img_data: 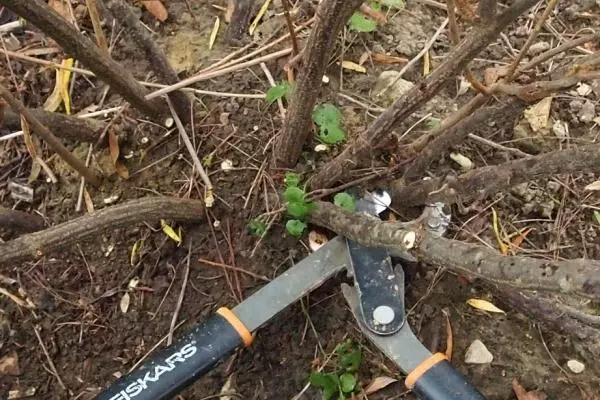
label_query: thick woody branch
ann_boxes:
[391,144,600,207]
[274,0,363,167]
[105,0,190,123]
[0,197,205,265]
[310,0,539,189]
[308,202,600,299]
[0,0,166,117]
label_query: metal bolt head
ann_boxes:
[373,305,395,325]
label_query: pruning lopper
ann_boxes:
[98,192,486,400]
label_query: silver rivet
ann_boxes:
[373,305,395,325]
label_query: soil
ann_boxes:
[1,1,600,400]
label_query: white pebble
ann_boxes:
[567,359,585,374]
[464,340,493,364]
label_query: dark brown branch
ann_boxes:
[280,0,299,57]
[0,197,205,266]
[2,108,107,145]
[0,83,102,187]
[308,202,600,299]
[274,0,364,167]
[520,33,600,72]
[226,0,257,44]
[392,144,600,207]
[0,0,166,117]
[0,207,45,236]
[310,0,539,189]
[105,0,190,123]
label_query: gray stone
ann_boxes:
[373,71,414,107]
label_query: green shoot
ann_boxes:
[312,104,346,144]
[348,13,377,33]
[266,81,293,104]
[309,340,362,399]
[333,193,356,212]
[248,219,268,237]
[283,174,314,237]
[284,172,301,188]
[286,219,307,237]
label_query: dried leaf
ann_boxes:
[491,208,508,255]
[524,97,552,133]
[225,0,234,22]
[48,0,75,23]
[130,239,144,266]
[43,68,63,112]
[119,292,130,313]
[209,16,220,50]
[442,309,453,360]
[142,0,168,22]
[359,3,387,23]
[20,116,37,158]
[0,352,19,375]
[372,53,408,65]
[308,230,328,252]
[249,0,272,35]
[423,50,430,76]
[60,58,74,115]
[83,188,95,213]
[467,298,506,314]
[512,379,548,400]
[108,129,120,164]
[341,60,366,73]
[358,51,370,65]
[115,160,130,179]
[449,152,473,170]
[161,219,182,244]
[593,210,600,225]
[509,227,532,251]
[584,181,600,191]
[364,376,398,395]
[483,66,507,86]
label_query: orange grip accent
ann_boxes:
[405,353,447,389]
[216,308,253,347]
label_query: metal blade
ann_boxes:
[341,284,431,374]
[233,236,350,332]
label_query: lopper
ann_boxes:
[97,191,486,400]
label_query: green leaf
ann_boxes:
[348,13,377,33]
[284,186,306,203]
[333,193,356,211]
[339,373,357,393]
[266,81,292,104]
[378,0,405,9]
[310,372,339,400]
[284,172,301,188]
[287,202,309,218]
[318,124,346,144]
[594,210,600,224]
[340,350,362,372]
[286,219,307,237]
[369,0,382,12]
[247,219,268,237]
[313,104,342,126]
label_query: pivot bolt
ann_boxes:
[373,305,395,325]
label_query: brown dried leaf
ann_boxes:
[483,66,507,86]
[442,309,453,360]
[0,352,20,375]
[364,376,398,395]
[512,379,547,400]
[141,0,168,22]
[48,0,75,23]
[108,129,120,165]
[83,189,95,213]
[20,116,37,159]
[115,160,130,179]
[225,0,235,23]
[359,3,387,24]
[455,0,477,21]
[372,53,409,65]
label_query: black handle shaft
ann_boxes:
[97,310,248,400]
[410,359,486,400]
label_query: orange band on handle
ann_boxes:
[216,307,253,347]
[405,353,447,389]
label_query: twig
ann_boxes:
[504,0,560,80]
[467,132,531,157]
[0,83,102,186]
[520,32,600,72]
[34,326,68,391]
[280,0,298,56]
[0,197,205,265]
[0,287,33,308]
[198,258,270,282]
[260,62,286,118]
[128,320,186,372]
[86,0,108,52]
[168,240,191,346]
[166,97,213,207]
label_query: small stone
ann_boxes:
[578,101,596,123]
[374,71,414,106]
[546,181,561,193]
[164,117,174,128]
[0,352,19,375]
[527,41,551,55]
[576,83,593,97]
[322,75,330,84]
[552,120,569,140]
[464,340,493,364]
[314,144,329,152]
[567,359,585,374]
[220,159,233,171]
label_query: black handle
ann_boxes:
[97,308,251,400]
[408,356,486,400]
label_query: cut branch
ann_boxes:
[0,197,205,265]
[105,0,190,123]
[308,202,600,299]
[0,83,102,187]
[274,0,363,167]
[0,0,166,117]
[310,0,539,189]
[391,144,600,207]
[2,108,107,145]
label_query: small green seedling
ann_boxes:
[266,81,293,104]
[333,193,356,212]
[593,210,600,225]
[426,116,442,130]
[248,219,269,237]
[310,340,362,399]
[312,104,346,144]
[283,173,315,237]
[348,0,405,33]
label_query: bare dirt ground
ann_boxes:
[1,0,600,399]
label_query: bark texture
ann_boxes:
[226,0,258,43]
[0,0,166,117]
[105,0,190,123]
[0,207,45,236]
[274,0,363,167]
[391,144,600,207]
[0,197,205,266]
[310,0,539,189]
